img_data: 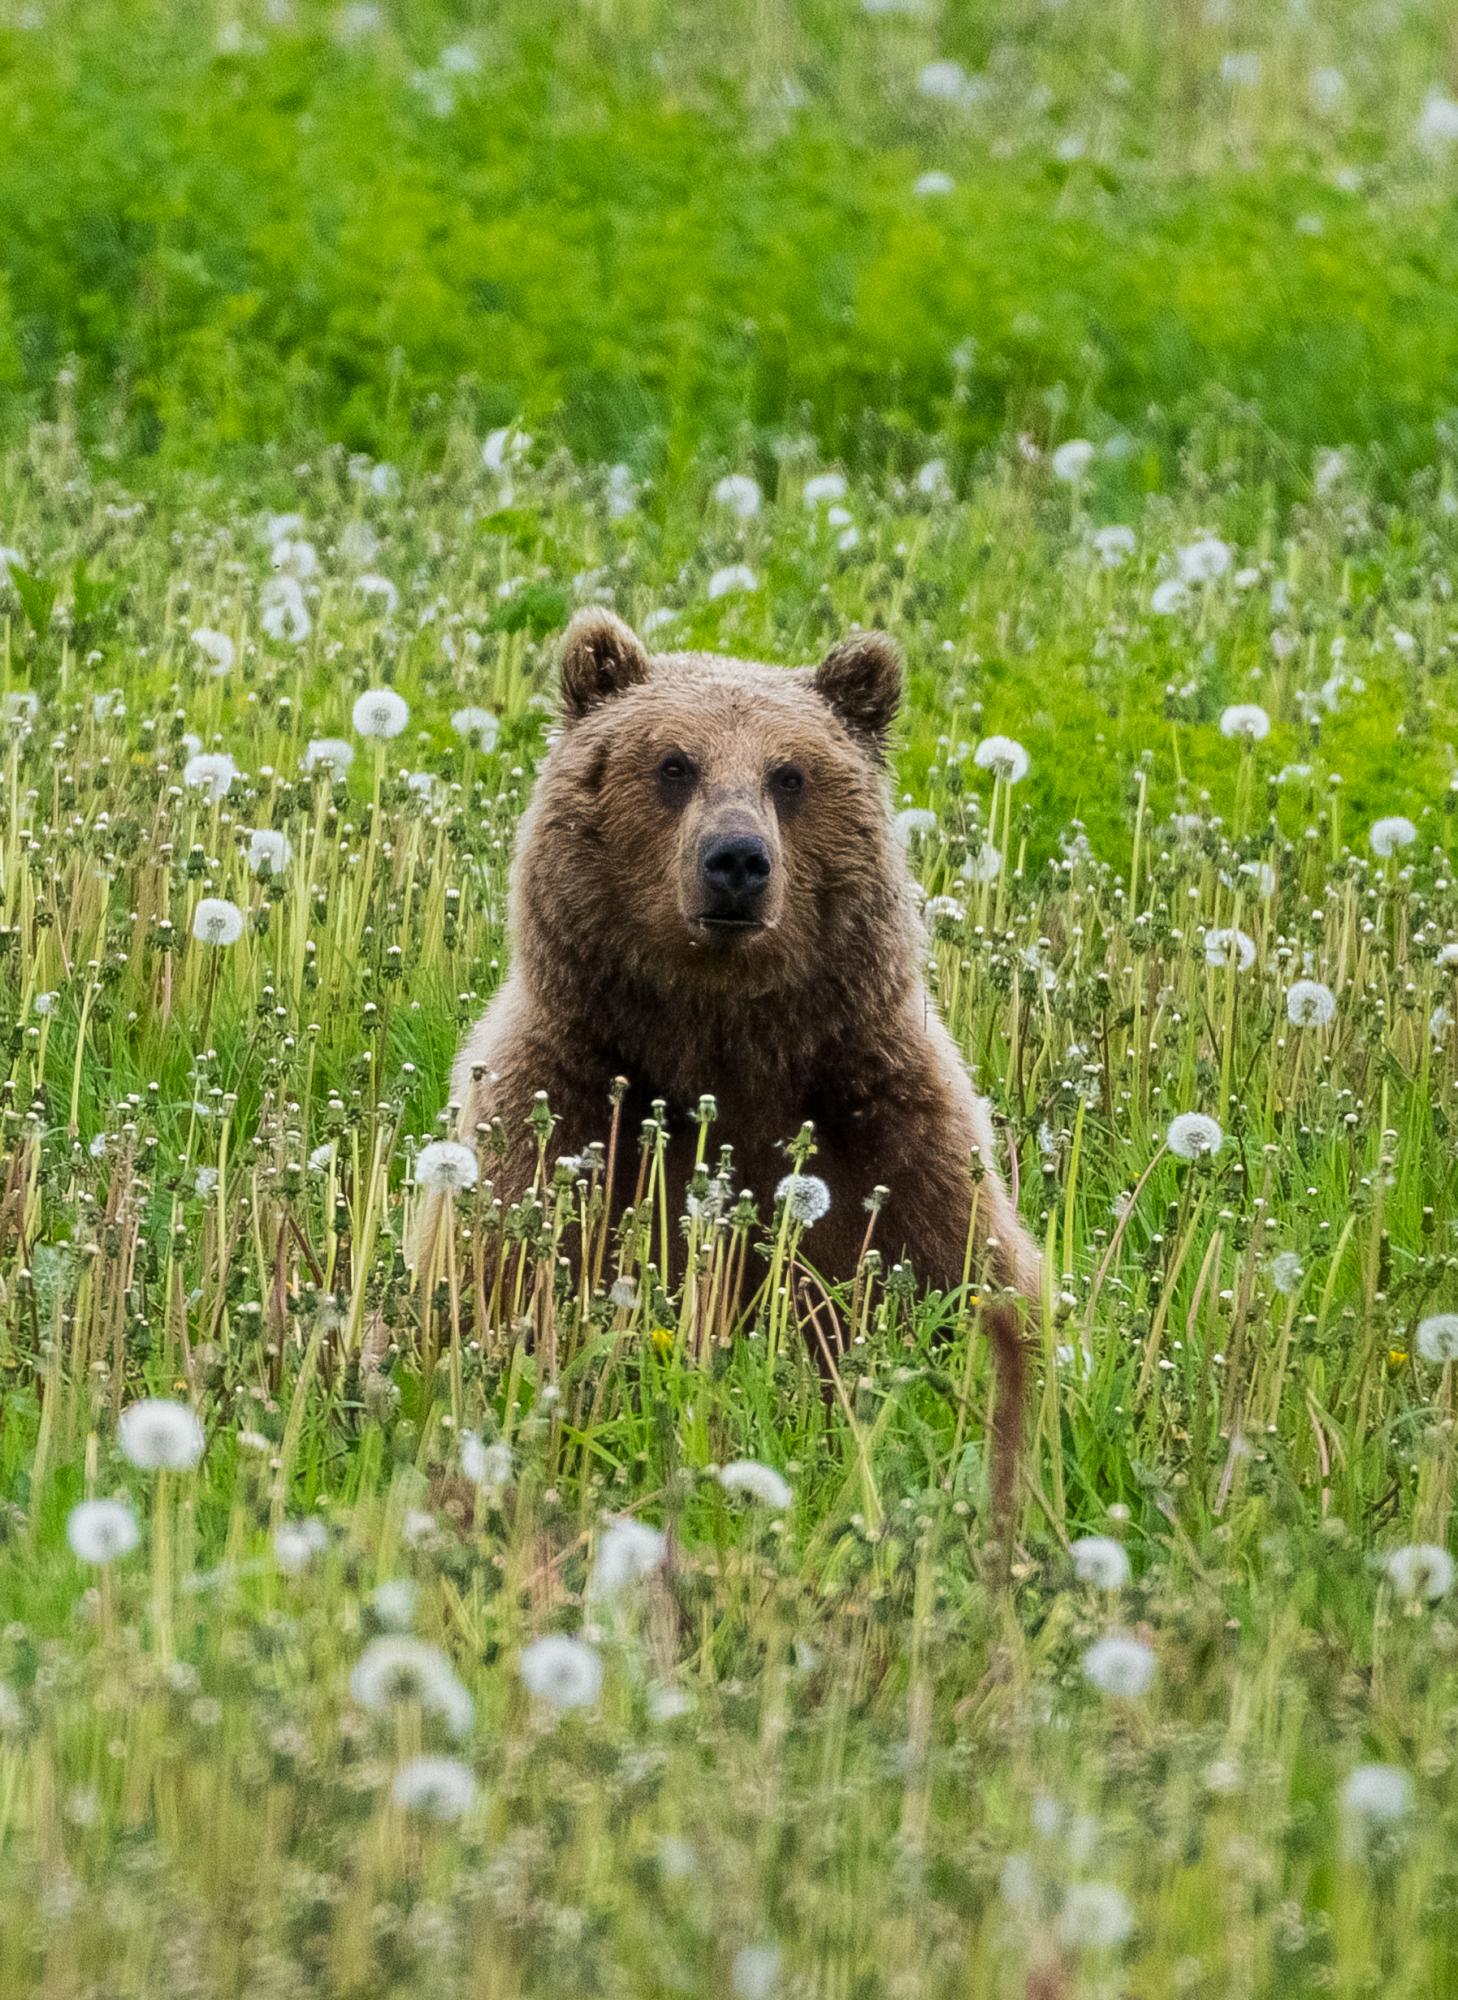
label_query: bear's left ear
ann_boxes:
[814,631,901,756]
[560,609,653,721]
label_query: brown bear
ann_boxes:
[419,610,1043,1519]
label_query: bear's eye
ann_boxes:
[657,751,697,791]
[770,763,805,802]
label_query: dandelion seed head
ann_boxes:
[1286,979,1336,1027]
[1204,927,1256,972]
[1271,1251,1304,1295]
[451,706,500,750]
[390,1754,477,1821]
[1342,1763,1412,1825]
[803,471,847,507]
[1166,1112,1224,1160]
[350,1636,474,1736]
[274,1517,328,1575]
[973,734,1030,783]
[1070,1536,1130,1589]
[519,1633,603,1711]
[352,688,409,739]
[1093,524,1136,566]
[1383,1543,1454,1601]
[182,751,240,802]
[190,627,235,675]
[414,1139,478,1193]
[66,1498,140,1565]
[248,828,292,875]
[775,1173,831,1226]
[713,473,762,520]
[192,897,246,947]
[1370,815,1417,857]
[303,737,354,775]
[719,1459,792,1510]
[460,1432,511,1492]
[707,562,759,600]
[1057,1882,1134,1951]
[1081,1632,1156,1698]
[1051,438,1095,482]
[118,1398,205,1472]
[1219,703,1270,741]
[591,1516,667,1598]
[1416,1313,1458,1364]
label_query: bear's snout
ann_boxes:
[699,830,772,926]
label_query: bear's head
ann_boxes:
[513,610,916,1006]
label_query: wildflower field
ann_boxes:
[7,2,1458,1996]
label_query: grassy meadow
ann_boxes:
[5,2,1458,1996]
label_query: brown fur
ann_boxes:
[418,611,1043,1524]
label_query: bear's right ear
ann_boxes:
[814,631,901,757]
[559,610,653,721]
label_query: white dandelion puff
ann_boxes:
[1220,704,1271,742]
[894,806,937,845]
[713,473,762,519]
[352,687,409,739]
[1271,1251,1305,1295]
[182,751,239,802]
[973,735,1030,783]
[190,627,236,675]
[350,1636,474,1736]
[519,1633,603,1711]
[917,58,974,104]
[1416,1314,1458,1364]
[118,1399,205,1472]
[270,535,318,579]
[1150,577,1188,615]
[1416,90,1458,151]
[1204,927,1256,971]
[730,1944,783,2000]
[1342,1763,1412,1826]
[803,471,847,507]
[1057,1882,1133,1951]
[247,828,292,875]
[460,1432,512,1493]
[591,1516,667,1598]
[1370,815,1417,858]
[960,840,1002,883]
[719,1459,792,1510]
[1383,1544,1454,1602]
[482,424,531,474]
[302,736,354,775]
[1070,1536,1130,1590]
[775,1173,831,1226]
[915,457,953,501]
[66,1498,140,1565]
[353,573,398,617]
[707,562,759,600]
[1051,439,1095,483]
[1166,1112,1224,1160]
[451,706,500,751]
[390,1754,477,1821]
[1081,1631,1156,1698]
[1177,536,1234,585]
[192,898,246,947]
[274,1517,328,1576]
[371,1578,418,1629]
[1286,979,1336,1027]
[259,574,310,644]
[414,1139,478,1193]
[1093,524,1136,566]
[913,169,955,196]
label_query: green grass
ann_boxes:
[4,0,1458,484]
[5,0,1458,1993]
[2,431,1458,1995]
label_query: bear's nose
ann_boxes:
[700,832,772,922]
